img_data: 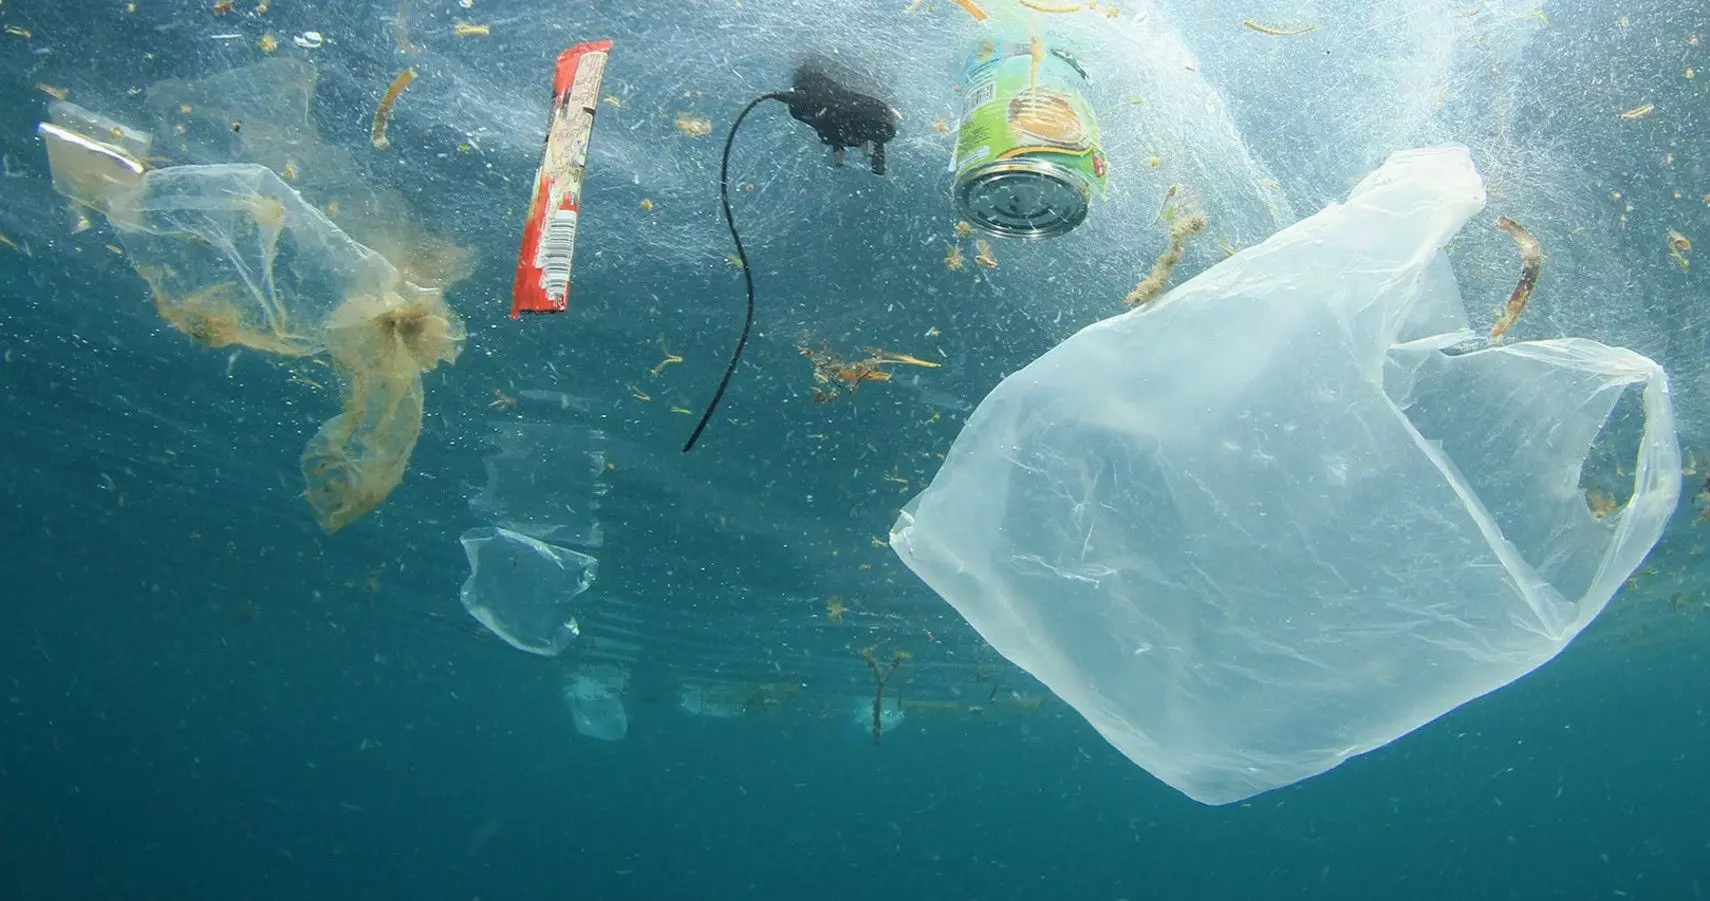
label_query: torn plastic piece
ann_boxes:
[512,39,612,317]
[35,101,152,217]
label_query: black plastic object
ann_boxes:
[782,65,898,175]
[681,71,898,453]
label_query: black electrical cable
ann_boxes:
[681,92,792,454]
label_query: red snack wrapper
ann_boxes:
[512,39,612,317]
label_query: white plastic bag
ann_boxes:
[890,146,1681,806]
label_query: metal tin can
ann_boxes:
[951,37,1107,239]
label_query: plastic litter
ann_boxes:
[890,146,1681,805]
[459,526,596,657]
[111,164,465,531]
[468,422,607,547]
[564,666,629,741]
[38,75,469,533]
[512,40,612,317]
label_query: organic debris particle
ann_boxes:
[953,220,974,237]
[1126,210,1207,307]
[1687,67,1696,79]
[902,0,925,11]
[5,24,31,38]
[676,113,713,137]
[259,32,278,52]
[33,83,68,100]
[1241,20,1316,36]
[932,119,951,134]
[1669,230,1692,270]
[453,21,490,37]
[1020,0,1083,12]
[1586,490,1618,519]
[799,344,941,402]
[603,95,621,108]
[256,1,269,12]
[639,198,654,211]
[945,244,965,270]
[1620,102,1654,120]
[974,239,998,269]
[952,0,990,21]
[1489,216,1542,339]
[213,0,233,13]
[650,336,684,377]
[371,68,417,150]
[282,160,300,180]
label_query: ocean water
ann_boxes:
[3,0,1708,898]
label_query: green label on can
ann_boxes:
[951,40,1108,193]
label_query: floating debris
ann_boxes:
[952,0,990,22]
[1241,19,1316,36]
[1489,216,1542,339]
[859,646,911,744]
[675,112,712,137]
[370,68,417,150]
[799,344,940,404]
[1125,209,1208,307]
[1619,102,1655,120]
[1019,0,1084,12]
[1669,230,1692,270]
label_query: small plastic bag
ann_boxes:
[891,146,1680,805]
[459,526,596,657]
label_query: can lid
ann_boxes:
[956,160,1091,239]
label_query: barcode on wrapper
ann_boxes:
[534,207,579,301]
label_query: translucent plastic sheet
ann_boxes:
[141,57,472,290]
[891,146,1682,805]
[468,423,608,548]
[459,526,597,657]
[35,55,476,533]
[106,163,465,532]
[564,665,630,741]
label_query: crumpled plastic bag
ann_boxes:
[890,146,1681,806]
[38,91,468,534]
